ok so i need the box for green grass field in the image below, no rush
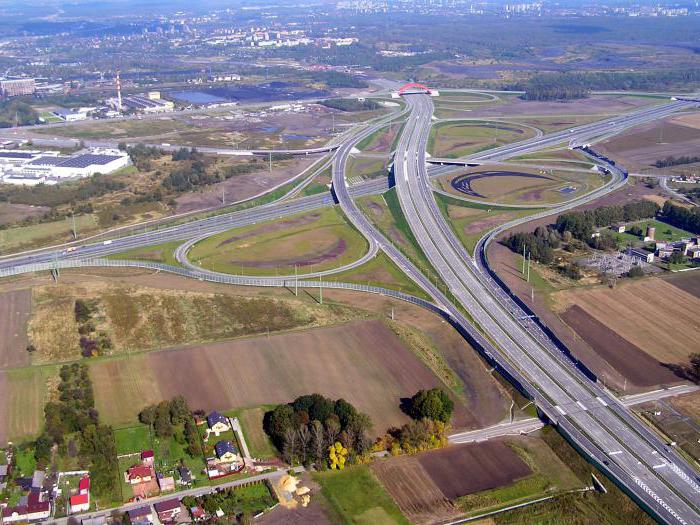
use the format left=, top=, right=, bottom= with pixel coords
left=114, top=425, right=152, bottom=455
left=188, top=206, right=369, bottom=276
left=314, top=465, right=410, bottom=525
left=0, top=214, right=97, bottom=252
left=435, top=193, right=542, bottom=254
left=332, top=252, right=430, bottom=299
left=428, top=121, right=535, bottom=158
left=225, top=406, right=277, bottom=460
left=614, top=219, right=695, bottom=244
left=108, top=240, right=183, bottom=267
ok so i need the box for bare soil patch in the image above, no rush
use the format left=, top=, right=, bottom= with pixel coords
left=91, top=320, right=471, bottom=431
left=0, top=289, right=31, bottom=369
left=0, top=203, right=49, bottom=227
left=554, top=278, right=700, bottom=365
left=560, top=305, right=678, bottom=387
left=175, top=156, right=319, bottom=213
left=372, top=455, right=459, bottom=525
left=464, top=95, right=656, bottom=119
left=598, top=115, right=700, bottom=170
left=418, top=441, right=531, bottom=498
left=665, top=271, right=700, bottom=300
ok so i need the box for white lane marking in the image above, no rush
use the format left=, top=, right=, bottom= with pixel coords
left=596, top=396, right=608, bottom=407
left=555, top=405, right=566, bottom=416
left=576, top=401, right=588, bottom=411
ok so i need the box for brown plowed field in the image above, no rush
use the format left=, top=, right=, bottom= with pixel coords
left=554, top=278, right=700, bottom=365
left=665, top=272, right=700, bottom=300
left=598, top=116, right=700, bottom=170
left=0, top=289, right=31, bottom=369
left=372, top=455, right=459, bottom=525
left=90, top=320, right=472, bottom=430
left=560, top=305, right=678, bottom=387
left=417, top=442, right=531, bottom=498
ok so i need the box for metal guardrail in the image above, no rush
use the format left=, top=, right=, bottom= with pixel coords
left=0, top=257, right=441, bottom=312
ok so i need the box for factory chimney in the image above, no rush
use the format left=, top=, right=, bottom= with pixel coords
left=116, top=70, right=123, bottom=111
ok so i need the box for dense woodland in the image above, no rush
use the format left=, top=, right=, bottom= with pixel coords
left=0, top=99, right=40, bottom=127
left=521, top=69, right=700, bottom=101
left=662, top=201, right=700, bottom=235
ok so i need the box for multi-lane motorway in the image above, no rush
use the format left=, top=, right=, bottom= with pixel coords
left=342, top=93, right=699, bottom=525
left=1, top=90, right=700, bottom=524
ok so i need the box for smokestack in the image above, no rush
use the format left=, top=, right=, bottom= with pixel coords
left=116, top=70, right=123, bottom=111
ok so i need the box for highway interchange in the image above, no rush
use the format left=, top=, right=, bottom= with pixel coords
left=1, top=89, right=699, bottom=524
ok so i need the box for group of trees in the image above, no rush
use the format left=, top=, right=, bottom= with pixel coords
left=38, top=364, right=119, bottom=499
left=264, top=394, right=372, bottom=466
left=374, top=388, right=453, bottom=456
left=138, top=396, right=201, bottom=457
left=320, top=98, right=380, bottom=112
left=0, top=99, right=40, bottom=127
left=654, top=155, right=700, bottom=168
left=172, top=147, right=203, bottom=162
left=406, top=388, right=454, bottom=423
left=74, top=299, right=112, bottom=358
left=555, top=200, right=660, bottom=242
left=661, top=201, right=700, bottom=235
left=503, top=226, right=562, bottom=265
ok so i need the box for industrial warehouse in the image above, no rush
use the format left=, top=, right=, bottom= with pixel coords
left=0, top=148, right=130, bottom=185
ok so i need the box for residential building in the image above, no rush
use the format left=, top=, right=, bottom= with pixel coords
left=126, top=465, right=153, bottom=484
left=127, top=505, right=153, bottom=525
left=153, top=499, right=182, bottom=523
left=69, top=493, right=90, bottom=514
left=207, top=411, right=230, bottom=435
left=157, top=473, right=175, bottom=492
left=0, top=79, right=36, bottom=97
left=214, top=440, right=243, bottom=466
left=2, top=491, right=51, bottom=523
left=177, top=466, right=192, bottom=485
left=626, top=248, right=654, bottom=264
left=141, top=450, right=155, bottom=466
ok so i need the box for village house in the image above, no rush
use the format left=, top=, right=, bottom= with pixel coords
left=126, top=464, right=153, bottom=485
left=207, top=411, right=230, bottom=435
left=153, top=499, right=182, bottom=523
left=127, top=505, right=154, bottom=525
left=1, top=491, right=51, bottom=523
left=140, top=450, right=155, bottom=466
left=157, top=473, right=175, bottom=492
left=189, top=506, right=207, bottom=521
left=215, top=440, right=241, bottom=464
left=177, top=466, right=193, bottom=486
left=69, top=476, right=91, bottom=514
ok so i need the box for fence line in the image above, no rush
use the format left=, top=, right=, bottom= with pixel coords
left=0, top=257, right=441, bottom=313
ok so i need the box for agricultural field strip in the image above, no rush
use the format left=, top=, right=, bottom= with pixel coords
left=398, top=94, right=699, bottom=524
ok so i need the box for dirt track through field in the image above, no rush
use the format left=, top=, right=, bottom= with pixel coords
left=0, top=372, right=8, bottom=443
left=561, top=305, right=678, bottom=387
left=91, top=320, right=472, bottom=431
left=0, top=290, right=31, bottom=369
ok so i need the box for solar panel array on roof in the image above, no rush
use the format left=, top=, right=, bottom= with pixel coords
left=55, top=154, right=122, bottom=169
left=27, top=156, right=67, bottom=166
left=0, top=151, right=34, bottom=159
